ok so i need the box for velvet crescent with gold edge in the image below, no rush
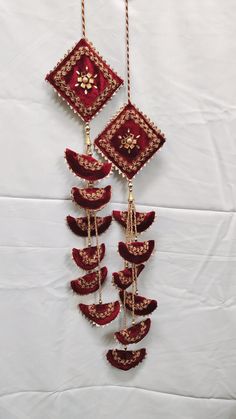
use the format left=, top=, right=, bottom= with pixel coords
left=79, top=301, right=120, bottom=326
left=72, top=244, right=105, bottom=271
left=106, top=348, right=146, bottom=371
left=112, top=264, right=145, bottom=290
left=118, top=240, right=154, bottom=264
left=71, top=186, right=111, bottom=211
left=94, top=102, right=165, bottom=179
left=46, top=38, right=123, bottom=122
left=115, top=318, right=151, bottom=345
left=113, top=210, right=155, bottom=233
left=120, top=290, right=157, bottom=316
left=65, top=149, right=112, bottom=181
left=71, top=266, right=107, bottom=295
left=67, top=215, right=112, bottom=237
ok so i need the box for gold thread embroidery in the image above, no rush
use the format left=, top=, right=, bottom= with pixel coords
left=53, top=46, right=118, bottom=117
left=88, top=302, right=116, bottom=319
left=112, top=350, right=141, bottom=365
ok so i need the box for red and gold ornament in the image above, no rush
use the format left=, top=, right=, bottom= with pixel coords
left=95, top=0, right=166, bottom=370
left=45, top=1, right=123, bottom=333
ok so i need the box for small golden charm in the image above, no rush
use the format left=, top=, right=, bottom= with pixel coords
left=75, top=66, right=98, bottom=94
left=119, top=128, right=140, bottom=153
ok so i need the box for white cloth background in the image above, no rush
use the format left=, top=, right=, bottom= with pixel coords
left=0, top=0, right=236, bottom=418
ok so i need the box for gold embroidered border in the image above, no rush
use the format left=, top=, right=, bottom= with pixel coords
left=53, top=46, right=118, bottom=117
left=88, top=302, right=116, bottom=319
left=112, top=350, right=141, bottom=365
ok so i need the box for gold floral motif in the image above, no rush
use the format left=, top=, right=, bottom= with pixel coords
left=119, top=128, right=140, bottom=153
left=76, top=217, right=104, bottom=232
left=79, top=272, right=100, bottom=289
left=75, top=66, right=98, bottom=94
left=79, top=188, right=105, bottom=201
left=120, top=212, right=145, bottom=225
left=88, top=303, right=116, bottom=319
left=112, top=349, right=141, bottom=365
left=127, top=241, right=149, bottom=256
left=115, top=270, right=132, bottom=285
left=79, top=246, right=103, bottom=266
left=77, top=155, right=103, bottom=171
left=120, top=322, right=147, bottom=343
left=125, top=294, right=150, bottom=310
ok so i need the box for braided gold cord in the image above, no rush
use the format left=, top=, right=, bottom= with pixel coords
left=125, top=0, right=131, bottom=102
left=86, top=209, right=92, bottom=247
left=94, top=212, right=102, bottom=304
left=81, top=0, right=86, bottom=37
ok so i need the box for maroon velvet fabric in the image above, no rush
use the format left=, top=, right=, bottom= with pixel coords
left=71, top=185, right=111, bottom=211
left=79, top=301, right=120, bottom=326
left=72, top=244, right=105, bottom=271
left=46, top=38, right=123, bottom=122
left=113, top=210, right=155, bottom=233
left=95, top=102, right=165, bottom=179
left=118, top=240, right=155, bottom=264
left=112, top=264, right=145, bottom=290
left=106, top=348, right=146, bottom=371
left=65, top=149, right=112, bottom=181
left=71, top=266, right=107, bottom=295
left=120, top=291, right=158, bottom=316
left=115, top=319, right=151, bottom=345
left=67, top=215, right=112, bottom=237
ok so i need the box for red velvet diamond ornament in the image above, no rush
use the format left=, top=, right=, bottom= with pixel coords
left=115, top=318, right=151, bottom=345
left=112, top=264, right=145, bottom=290
left=65, top=149, right=112, bottom=181
left=106, top=348, right=146, bottom=371
left=72, top=244, right=105, bottom=271
left=95, top=102, right=165, bottom=179
left=120, top=291, right=157, bottom=316
left=113, top=210, right=155, bottom=233
left=79, top=301, right=120, bottom=326
left=67, top=215, right=112, bottom=237
left=71, top=266, right=108, bottom=295
left=46, top=38, right=123, bottom=122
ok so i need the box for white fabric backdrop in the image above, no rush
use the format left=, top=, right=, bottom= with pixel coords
left=0, top=0, right=236, bottom=418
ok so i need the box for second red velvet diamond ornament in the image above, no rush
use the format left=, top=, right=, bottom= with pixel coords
left=95, top=0, right=166, bottom=371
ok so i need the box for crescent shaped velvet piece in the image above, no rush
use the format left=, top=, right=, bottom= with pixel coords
left=71, top=185, right=111, bottom=211
left=65, top=149, right=112, bottom=181
left=71, top=266, right=108, bottom=295
left=112, top=264, right=145, bottom=290
left=79, top=301, right=120, bottom=326
left=45, top=38, right=123, bottom=122
left=67, top=215, right=112, bottom=237
left=113, top=210, right=155, bottom=233
left=120, top=291, right=157, bottom=316
left=118, top=240, right=155, bottom=264
left=115, top=318, right=151, bottom=345
left=106, top=348, right=146, bottom=371
left=72, top=244, right=105, bottom=271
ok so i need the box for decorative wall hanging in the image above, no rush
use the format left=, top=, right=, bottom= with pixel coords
left=95, top=0, right=166, bottom=370
left=45, top=0, right=123, bottom=327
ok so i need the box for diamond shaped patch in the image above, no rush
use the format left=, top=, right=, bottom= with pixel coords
left=46, top=38, right=123, bottom=122
left=94, top=102, right=166, bottom=179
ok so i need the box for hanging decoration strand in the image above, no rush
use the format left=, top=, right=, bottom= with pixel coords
left=81, top=0, right=86, bottom=38
left=94, top=212, right=102, bottom=304
left=125, top=0, right=131, bottom=102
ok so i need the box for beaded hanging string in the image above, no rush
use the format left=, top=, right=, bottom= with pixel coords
left=45, top=0, right=124, bottom=327
left=95, top=0, right=166, bottom=370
